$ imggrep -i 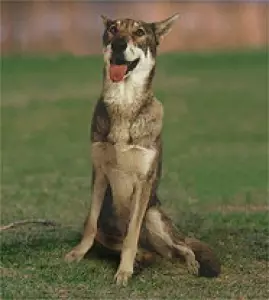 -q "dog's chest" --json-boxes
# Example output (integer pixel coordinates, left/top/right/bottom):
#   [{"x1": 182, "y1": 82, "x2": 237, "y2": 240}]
[
  {"x1": 105, "y1": 80, "x2": 142, "y2": 108},
  {"x1": 104, "y1": 81, "x2": 143, "y2": 144}
]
